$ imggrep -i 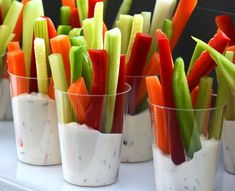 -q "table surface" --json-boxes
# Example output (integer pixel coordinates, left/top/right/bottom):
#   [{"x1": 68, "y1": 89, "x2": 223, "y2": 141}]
[{"x1": 0, "y1": 122, "x2": 235, "y2": 191}]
